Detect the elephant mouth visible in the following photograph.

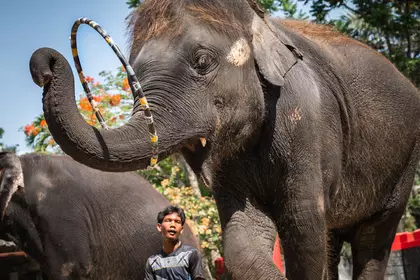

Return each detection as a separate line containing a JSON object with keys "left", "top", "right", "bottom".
{"left": 184, "top": 137, "right": 207, "bottom": 153}
{"left": 181, "top": 137, "right": 211, "bottom": 178}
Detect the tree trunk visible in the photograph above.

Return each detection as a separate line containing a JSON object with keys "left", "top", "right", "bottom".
{"left": 175, "top": 154, "right": 202, "bottom": 198}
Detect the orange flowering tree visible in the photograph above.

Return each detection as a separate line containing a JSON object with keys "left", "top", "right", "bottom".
{"left": 24, "top": 67, "right": 222, "bottom": 274}
{"left": 23, "top": 67, "right": 131, "bottom": 152}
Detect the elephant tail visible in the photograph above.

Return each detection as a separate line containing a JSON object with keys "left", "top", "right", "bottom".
{"left": 0, "top": 152, "right": 24, "bottom": 221}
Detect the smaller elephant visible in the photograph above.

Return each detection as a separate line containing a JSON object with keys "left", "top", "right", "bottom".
{"left": 0, "top": 152, "right": 201, "bottom": 279}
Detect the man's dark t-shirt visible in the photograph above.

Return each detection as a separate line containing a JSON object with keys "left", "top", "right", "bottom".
{"left": 144, "top": 243, "right": 205, "bottom": 280}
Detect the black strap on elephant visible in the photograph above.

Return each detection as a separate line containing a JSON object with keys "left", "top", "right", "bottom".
{"left": 70, "top": 17, "right": 158, "bottom": 166}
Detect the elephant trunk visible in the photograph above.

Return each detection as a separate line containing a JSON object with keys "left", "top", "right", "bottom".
{"left": 29, "top": 47, "right": 164, "bottom": 172}
{"left": 0, "top": 152, "right": 24, "bottom": 221}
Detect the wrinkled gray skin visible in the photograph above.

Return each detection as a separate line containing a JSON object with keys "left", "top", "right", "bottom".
{"left": 29, "top": 0, "right": 420, "bottom": 279}
{"left": 0, "top": 152, "right": 199, "bottom": 279}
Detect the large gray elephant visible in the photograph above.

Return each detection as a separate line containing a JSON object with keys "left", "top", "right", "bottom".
{"left": 29, "top": 0, "right": 420, "bottom": 279}
{"left": 0, "top": 152, "right": 200, "bottom": 279}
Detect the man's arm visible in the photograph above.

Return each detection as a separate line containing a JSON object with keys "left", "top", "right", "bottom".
{"left": 188, "top": 249, "right": 206, "bottom": 280}
{"left": 144, "top": 259, "right": 155, "bottom": 280}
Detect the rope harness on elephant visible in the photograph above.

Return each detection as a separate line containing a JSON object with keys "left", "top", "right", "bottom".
{"left": 70, "top": 17, "right": 158, "bottom": 166}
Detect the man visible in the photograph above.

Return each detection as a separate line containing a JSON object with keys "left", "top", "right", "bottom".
{"left": 144, "top": 205, "right": 206, "bottom": 280}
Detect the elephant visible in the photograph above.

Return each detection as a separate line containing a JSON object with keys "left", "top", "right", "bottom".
{"left": 29, "top": 0, "right": 420, "bottom": 279}
{"left": 0, "top": 152, "right": 201, "bottom": 279}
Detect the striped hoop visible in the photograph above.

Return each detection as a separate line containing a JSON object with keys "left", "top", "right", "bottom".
{"left": 70, "top": 17, "right": 158, "bottom": 166}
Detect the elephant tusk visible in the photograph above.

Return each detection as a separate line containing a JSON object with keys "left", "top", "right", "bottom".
{"left": 200, "top": 138, "right": 207, "bottom": 148}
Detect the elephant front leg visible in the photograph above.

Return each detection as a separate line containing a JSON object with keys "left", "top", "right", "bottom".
{"left": 277, "top": 197, "right": 329, "bottom": 280}
{"left": 215, "top": 193, "right": 285, "bottom": 280}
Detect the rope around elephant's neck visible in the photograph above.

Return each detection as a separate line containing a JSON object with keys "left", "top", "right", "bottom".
{"left": 70, "top": 17, "right": 158, "bottom": 167}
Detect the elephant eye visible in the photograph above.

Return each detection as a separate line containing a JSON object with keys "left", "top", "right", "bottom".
{"left": 193, "top": 50, "right": 217, "bottom": 75}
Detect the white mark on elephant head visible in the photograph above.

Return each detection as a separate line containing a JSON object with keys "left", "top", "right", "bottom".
{"left": 226, "top": 38, "right": 251, "bottom": 66}
{"left": 61, "top": 262, "right": 75, "bottom": 277}
{"left": 288, "top": 107, "right": 302, "bottom": 123}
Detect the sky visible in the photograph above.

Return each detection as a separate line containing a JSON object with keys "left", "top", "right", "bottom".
{"left": 0, "top": 1, "right": 132, "bottom": 154}
{"left": 0, "top": 1, "right": 347, "bottom": 154}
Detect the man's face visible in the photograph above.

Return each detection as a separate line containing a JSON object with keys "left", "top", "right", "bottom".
{"left": 157, "top": 213, "right": 184, "bottom": 241}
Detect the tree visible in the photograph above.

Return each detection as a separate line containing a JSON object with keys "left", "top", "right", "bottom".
{"left": 305, "top": 0, "right": 420, "bottom": 87}
{"left": 0, "top": 128, "right": 4, "bottom": 148}
{"left": 23, "top": 68, "right": 130, "bottom": 153}
{"left": 0, "top": 128, "right": 18, "bottom": 152}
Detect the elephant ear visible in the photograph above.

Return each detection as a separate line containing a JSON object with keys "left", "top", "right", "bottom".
{"left": 251, "top": 15, "right": 302, "bottom": 87}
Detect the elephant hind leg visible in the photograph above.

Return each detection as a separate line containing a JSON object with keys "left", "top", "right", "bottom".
{"left": 350, "top": 209, "right": 402, "bottom": 280}
{"left": 351, "top": 161, "right": 417, "bottom": 279}
{"left": 351, "top": 139, "right": 420, "bottom": 280}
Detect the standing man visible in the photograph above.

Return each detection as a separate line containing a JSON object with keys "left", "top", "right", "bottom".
{"left": 144, "top": 205, "right": 206, "bottom": 280}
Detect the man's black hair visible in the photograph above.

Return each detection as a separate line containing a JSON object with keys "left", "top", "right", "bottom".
{"left": 157, "top": 205, "right": 186, "bottom": 225}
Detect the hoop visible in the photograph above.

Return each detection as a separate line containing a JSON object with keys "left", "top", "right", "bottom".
{"left": 70, "top": 17, "right": 158, "bottom": 166}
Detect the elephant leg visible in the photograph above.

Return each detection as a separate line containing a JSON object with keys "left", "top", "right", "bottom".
{"left": 278, "top": 201, "right": 329, "bottom": 280}
{"left": 214, "top": 192, "right": 284, "bottom": 280}
{"left": 41, "top": 242, "right": 74, "bottom": 280}
{"left": 351, "top": 156, "right": 417, "bottom": 280}
{"left": 40, "top": 223, "right": 92, "bottom": 279}
{"left": 42, "top": 241, "right": 91, "bottom": 280}
{"left": 327, "top": 231, "right": 344, "bottom": 280}
{"left": 350, "top": 210, "right": 402, "bottom": 280}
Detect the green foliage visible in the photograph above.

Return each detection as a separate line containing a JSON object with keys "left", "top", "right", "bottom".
{"left": 305, "top": 1, "right": 420, "bottom": 87}
{"left": 278, "top": 0, "right": 310, "bottom": 19}
{"left": 0, "top": 128, "right": 4, "bottom": 150}
{"left": 126, "top": 0, "right": 141, "bottom": 9}
{"left": 0, "top": 128, "right": 18, "bottom": 152}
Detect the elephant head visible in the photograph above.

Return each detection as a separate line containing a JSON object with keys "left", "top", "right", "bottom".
{"left": 30, "top": 0, "right": 300, "bottom": 182}
{"left": 0, "top": 152, "right": 42, "bottom": 261}
{"left": 0, "top": 152, "right": 24, "bottom": 221}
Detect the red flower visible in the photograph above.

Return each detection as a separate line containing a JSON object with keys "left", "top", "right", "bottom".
{"left": 24, "top": 124, "right": 35, "bottom": 136}
{"left": 109, "top": 94, "right": 122, "bottom": 106}
{"left": 85, "top": 76, "right": 94, "bottom": 84}
{"left": 122, "top": 78, "right": 130, "bottom": 91}
{"left": 32, "top": 128, "right": 39, "bottom": 136}
{"left": 40, "top": 119, "right": 47, "bottom": 128}
{"left": 93, "top": 95, "right": 102, "bottom": 102}
{"left": 79, "top": 98, "right": 92, "bottom": 111}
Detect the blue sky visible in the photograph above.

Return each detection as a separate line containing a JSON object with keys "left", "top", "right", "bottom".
{"left": 0, "top": 1, "right": 132, "bottom": 154}
{"left": 0, "top": 1, "right": 346, "bottom": 154}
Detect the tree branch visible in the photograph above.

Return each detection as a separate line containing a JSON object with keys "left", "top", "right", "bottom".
{"left": 405, "top": 0, "right": 412, "bottom": 59}
{"left": 385, "top": 33, "right": 393, "bottom": 57}
{"left": 341, "top": 3, "right": 358, "bottom": 14}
